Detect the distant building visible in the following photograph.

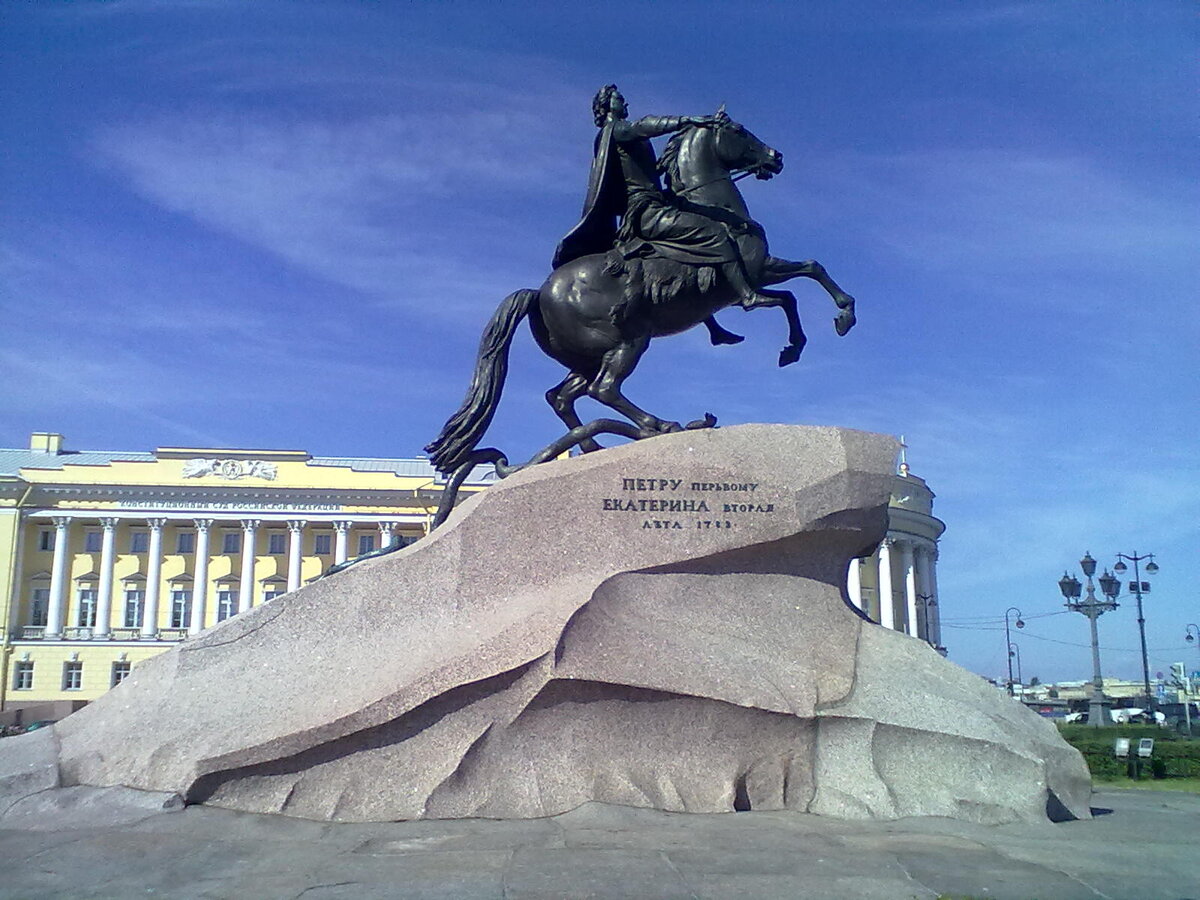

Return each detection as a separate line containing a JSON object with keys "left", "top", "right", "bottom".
{"left": 1, "top": 431, "right": 947, "bottom": 714}
{"left": 0, "top": 432, "right": 493, "bottom": 713}
{"left": 845, "top": 462, "right": 947, "bottom": 653}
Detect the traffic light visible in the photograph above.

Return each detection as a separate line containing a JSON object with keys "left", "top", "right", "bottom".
{"left": 1170, "top": 662, "right": 1187, "bottom": 686}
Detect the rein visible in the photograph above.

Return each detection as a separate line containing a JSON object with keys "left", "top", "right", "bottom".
{"left": 674, "top": 168, "right": 755, "bottom": 197}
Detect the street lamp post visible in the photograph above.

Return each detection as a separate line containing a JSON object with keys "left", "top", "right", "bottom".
{"left": 1114, "top": 552, "right": 1158, "bottom": 714}
{"left": 917, "top": 593, "right": 938, "bottom": 649}
{"left": 1059, "top": 552, "right": 1120, "bottom": 728}
{"left": 1008, "top": 641, "right": 1023, "bottom": 689}
{"left": 1004, "top": 607, "right": 1024, "bottom": 697}
{"left": 1187, "top": 625, "right": 1200, "bottom": 714}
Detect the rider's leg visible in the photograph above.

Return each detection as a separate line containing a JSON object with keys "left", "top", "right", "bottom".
{"left": 704, "top": 316, "right": 744, "bottom": 345}
{"left": 587, "top": 334, "right": 680, "bottom": 435}
{"left": 721, "top": 255, "right": 774, "bottom": 311}
{"left": 546, "top": 372, "right": 601, "bottom": 453}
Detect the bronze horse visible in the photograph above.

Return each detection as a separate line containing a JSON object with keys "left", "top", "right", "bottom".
{"left": 426, "top": 112, "right": 856, "bottom": 477}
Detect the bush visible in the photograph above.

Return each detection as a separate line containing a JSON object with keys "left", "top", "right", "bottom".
{"left": 1058, "top": 724, "right": 1200, "bottom": 780}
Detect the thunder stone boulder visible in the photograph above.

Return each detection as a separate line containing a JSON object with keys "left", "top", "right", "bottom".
{"left": 26, "top": 425, "right": 1088, "bottom": 823}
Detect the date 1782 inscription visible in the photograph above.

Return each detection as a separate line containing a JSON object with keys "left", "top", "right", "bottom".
{"left": 602, "top": 477, "right": 776, "bottom": 530}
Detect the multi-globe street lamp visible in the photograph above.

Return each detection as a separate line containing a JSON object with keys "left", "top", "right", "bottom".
{"left": 1059, "top": 552, "right": 1120, "bottom": 728}
{"left": 1113, "top": 552, "right": 1158, "bottom": 713}
{"left": 1004, "top": 607, "right": 1024, "bottom": 697}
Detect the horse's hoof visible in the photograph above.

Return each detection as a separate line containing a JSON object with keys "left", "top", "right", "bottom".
{"left": 779, "top": 345, "right": 803, "bottom": 367}
{"left": 579, "top": 439, "right": 602, "bottom": 454}
{"left": 685, "top": 413, "right": 718, "bottom": 430}
{"left": 834, "top": 308, "right": 856, "bottom": 337}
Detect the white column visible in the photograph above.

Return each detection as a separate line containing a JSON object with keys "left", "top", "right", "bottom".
{"left": 877, "top": 539, "right": 895, "bottom": 630}
{"left": 45, "top": 516, "right": 72, "bottom": 638}
{"left": 333, "top": 521, "right": 350, "bottom": 565}
{"left": 140, "top": 518, "right": 167, "bottom": 639}
{"left": 846, "top": 558, "right": 862, "bottom": 611}
{"left": 93, "top": 517, "right": 119, "bottom": 638}
{"left": 900, "top": 539, "right": 918, "bottom": 637}
{"left": 238, "top": 519, "right": 260, "bottom": 613}
{"left": 287, "top": 520, "right": 306, "bottom": 592}
{"left": 189, "top": 519, "right": 212, "bottom": 635}
{"left": 378, "top": 522, "right": 394, "bottom": 548}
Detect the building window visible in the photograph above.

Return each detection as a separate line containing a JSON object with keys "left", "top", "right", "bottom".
{"left": 13, "top": 661, "right": 33, "bottom": 691}
{"left": 85, "top": 530, "right": 102, "bottom": 552}
{"left": 111, "top": 661, "right": 131, "bottom": 686}
{"left": 77, "top": 589, "right": 97, "bottom": 627}
{"left": 216, "top": 590, "right": 236, "bottom": 622}
{"left": 30, "top": 588, "right": 49, "bottom": 626}
{"left": 63, "top": 661, "right": 83, "bottom": 691}
{"left": 123, "top": 590, "right": 144, "bottom": 628}
{"left": 129, "top": 531, "right": 149, "bottom": 553}
{"left": 170, "top": 590, "right": 192, "bottom": 628}
{"left": 222, "top": 532, "right": 241, "bottom": 554}
{"left": 263, "top": 590, "right": 282, "bottom": 602}
{"left": 314, "top": 533, "right": 332, "bottom": 555}
{"left": 176, "top": 531, "right": 195, "bottom": 554}
{"left": 38, "top": 529, "right": 55, "bottom": 551}
{"left": 358, "top": 534, "right": 376, "bottom": 555}
{"left": 268, "top": 532, "right": 286, "bottom": 554}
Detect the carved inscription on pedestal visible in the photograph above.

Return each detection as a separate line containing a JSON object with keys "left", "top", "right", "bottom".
{"left": 601, "top": 476, "right": 776, "bottom": 531}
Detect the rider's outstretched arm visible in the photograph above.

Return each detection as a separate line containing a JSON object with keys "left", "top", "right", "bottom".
{"left": 621, "top": 115, "right": 712, "bottom": 140}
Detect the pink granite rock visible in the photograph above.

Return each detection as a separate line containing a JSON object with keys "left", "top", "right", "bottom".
{"left": 42, "top": 425, "right": 1089, "bottom": 824}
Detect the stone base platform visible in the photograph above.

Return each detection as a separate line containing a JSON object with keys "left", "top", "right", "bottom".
{"left": 1, "top": 786, "right": 1198, "bottom": 899}
{"left": 1, "top": 425, "right": 1090, "bottom": 824}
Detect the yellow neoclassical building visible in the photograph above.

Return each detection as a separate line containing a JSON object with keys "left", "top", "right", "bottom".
{"left": 0, "top": 432, "right": 493, "bottom": 713}
{"left": 1, "top": 431, "right": 946, "bottom": 715}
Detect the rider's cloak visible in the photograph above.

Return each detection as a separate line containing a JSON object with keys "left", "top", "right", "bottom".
{"left": 552, "top": 121, "right": 623, "bottom": 270}
{"left": 553, "top": 118, "right": 743, "bottom": 273}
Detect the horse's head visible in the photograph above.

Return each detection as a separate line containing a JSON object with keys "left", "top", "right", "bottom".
{"left": 659, "top": 106, "right": 782, "bottom": 196}
{"left": 709, "top": 105, "right": 783, "bottom": 180}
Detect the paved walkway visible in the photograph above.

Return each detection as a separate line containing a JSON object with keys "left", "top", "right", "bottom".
{"left": 1, "top": 787, "right": 1197, "bottom": 899}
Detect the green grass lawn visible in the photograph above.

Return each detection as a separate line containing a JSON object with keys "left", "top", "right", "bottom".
{"left": 1093, "top": 776, "right": 1200, "bottom": 793}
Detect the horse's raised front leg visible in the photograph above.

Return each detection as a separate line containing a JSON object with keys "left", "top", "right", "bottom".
{"left": 546, "top": 372, "right": 601, "bottom": 453}
{"left": 760, "top": 256, "right": 856, "bottom": 336}
{"left": 740, "top": 288, "right": 808, "bottom": 367}
{"left": 587, "top": 335, "right": 681, "bottom": 437}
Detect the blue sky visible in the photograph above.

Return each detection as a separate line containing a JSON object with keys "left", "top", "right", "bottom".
{"left": 2, "top": 1, "right": 1196, "bottom": 685}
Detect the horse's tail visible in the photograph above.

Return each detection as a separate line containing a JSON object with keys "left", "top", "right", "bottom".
{"left": 424, "top": 288, "right": 537, "bottom": 474}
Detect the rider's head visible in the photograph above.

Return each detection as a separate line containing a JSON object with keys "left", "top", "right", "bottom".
{"left": 592, "top": 84, "right": 626, "bottom": 126}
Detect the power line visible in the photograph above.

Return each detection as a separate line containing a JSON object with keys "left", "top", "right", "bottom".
{"left": 940, "top": 623, "right": 1196, "bottom": 655}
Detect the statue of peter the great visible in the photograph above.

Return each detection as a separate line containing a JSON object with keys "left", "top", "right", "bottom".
{"left": 555, "top": 85, "right": 762, "bottom": 339}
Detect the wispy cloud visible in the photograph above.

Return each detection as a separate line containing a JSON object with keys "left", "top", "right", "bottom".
{"left": 89, "top": 96, "right": 588, "bottom": 317}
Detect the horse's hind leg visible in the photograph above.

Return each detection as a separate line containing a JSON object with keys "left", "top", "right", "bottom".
{"left": 546, "top": 372, "right": 601, "bottom": 453}
{"left": 588, "top": 335, "right": 680, "bottom": 436}
{"left": 760, "top": 255, "right": 856, "bottom": 336}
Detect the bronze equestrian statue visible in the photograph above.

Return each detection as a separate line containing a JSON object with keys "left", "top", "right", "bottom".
{"left": 422, "top": 86, "right": 857, "bottom": 518}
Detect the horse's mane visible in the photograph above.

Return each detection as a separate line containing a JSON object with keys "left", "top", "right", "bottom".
{"left": 657, "top": 127, "right": 689, "bottom": 195}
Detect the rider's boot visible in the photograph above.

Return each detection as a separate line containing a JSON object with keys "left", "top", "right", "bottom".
{"left": 722, "top": 259, "right": 772, "bottom": 310}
